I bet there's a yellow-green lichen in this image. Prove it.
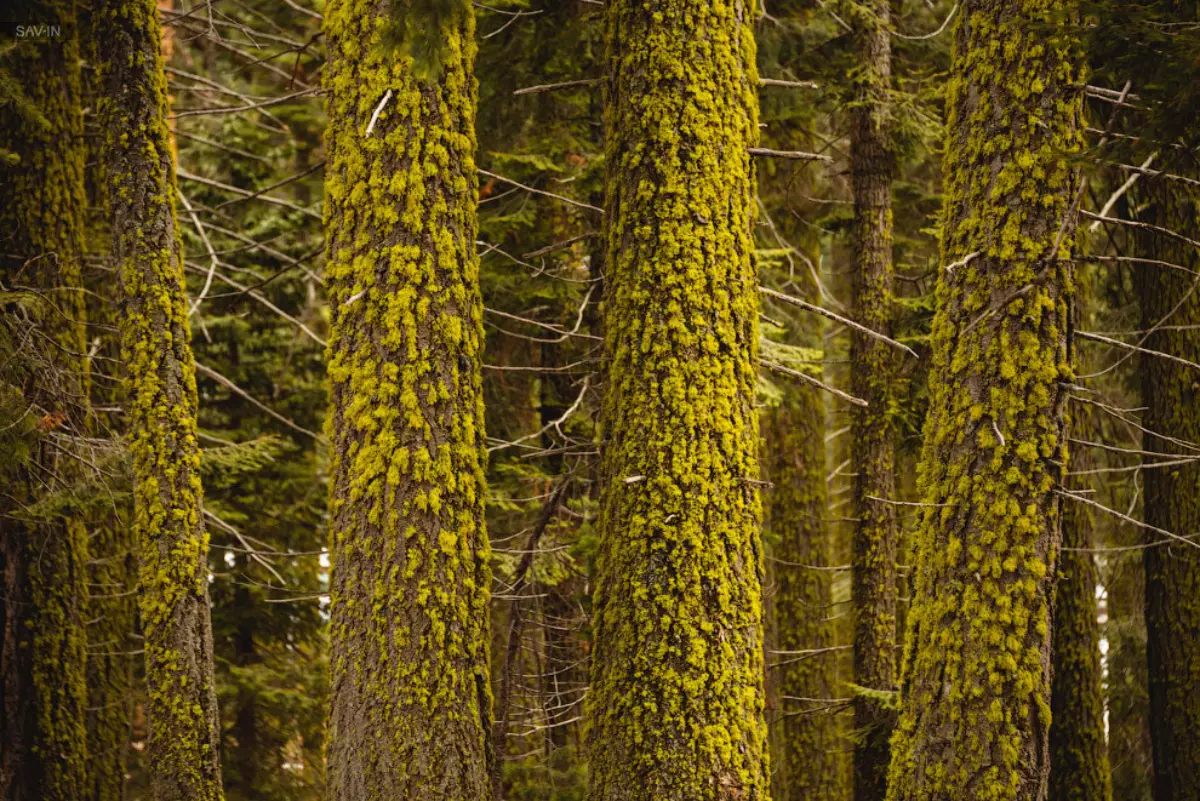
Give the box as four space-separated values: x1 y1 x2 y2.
323 0 493 797
587 0 768 798
885 2 1083 800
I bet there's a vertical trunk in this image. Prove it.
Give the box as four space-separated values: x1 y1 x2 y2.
0 1 91 798
846 2 898 800
767 390 847 801
885 2 1081 800
588 0 766 797
1136 181 1200 801
1105 539 1153 801
323 1 493 798
1048 405 1111 801
97 1 223 798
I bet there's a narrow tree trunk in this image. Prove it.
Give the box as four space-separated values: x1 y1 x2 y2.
0 1 91 797
323 1 493 797
766 389 847 801
885 2 1081 800
846 2 898 799
1136 181 1200 801
587 0 766 797
97 1 223 798
1048 405 1111 801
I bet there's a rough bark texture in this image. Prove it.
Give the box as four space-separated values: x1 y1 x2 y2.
1136 181 1200 801
587 0 766 797
97 1 224 798
885 2 1081 800
766 390 846 801
846 2 898 799
0 1 91 798
323 0 493 797
1048 405 1111 801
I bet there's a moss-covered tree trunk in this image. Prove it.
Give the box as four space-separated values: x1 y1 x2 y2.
97 1 223 798
323 1 493 798
587 0 766 797
1048 403 1111 801
1136 181 1200 801
0 1 91 798
766 389 847 801
846 2 898 799
885 2 1081 800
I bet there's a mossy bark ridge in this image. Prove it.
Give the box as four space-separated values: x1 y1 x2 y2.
885 1 1082 800
323 0 493 797
587 0 767 798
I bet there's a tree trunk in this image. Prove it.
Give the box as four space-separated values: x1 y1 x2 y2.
847 2 898 799
587 0 767 797
1048 404 1111 801
766 390 847 801
323 1 493 798
97 1 223 798
1136 180 1200 801
885 2 1081 799
0 1 92 797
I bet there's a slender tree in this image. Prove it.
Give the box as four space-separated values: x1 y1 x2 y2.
1048 403 1111 801
322 0 493 797
845 2 898 799
885 1 1082 799
0 1 91 797
587 0 766 797
1136 180 1200 801
96 0 224 798
765 386 846 801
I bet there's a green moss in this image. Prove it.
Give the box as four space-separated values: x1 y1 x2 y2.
1135 179 1200 801
323 0 493 796
96 0 224 797
586 0 767 797
884 2 1083 800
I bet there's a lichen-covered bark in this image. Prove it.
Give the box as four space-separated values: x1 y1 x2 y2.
766 390 846 801
587 0 766 797
885 2 1081 800
1048 404 1111 801
96 1 223 798
846 2 898 799
323 1 493 797
1136 181 1200 801
0 1 91 798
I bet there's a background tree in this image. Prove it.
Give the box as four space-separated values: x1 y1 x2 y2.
885 1 1082 799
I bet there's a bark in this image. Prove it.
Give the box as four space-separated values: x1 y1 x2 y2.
0 1 91 797
1136 180 1200 801
885 2 1082 800
1048 405 1111 801
766 390 847 801
587 0 767 797
846 2 899 799
96 0 223 798
323 0 493 797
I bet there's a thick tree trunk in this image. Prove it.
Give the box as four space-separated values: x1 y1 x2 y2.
885 2 1081 800
0 1 91 798
97 1 223 798
323 1 493 798
1136 181 1200 801
846 2 898 799
766 390 847 801
587 0 766 797
1048 405 1111 801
